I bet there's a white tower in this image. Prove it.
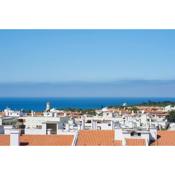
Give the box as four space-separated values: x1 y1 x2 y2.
46 102 51 111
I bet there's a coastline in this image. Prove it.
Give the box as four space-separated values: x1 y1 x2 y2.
0 97 175 111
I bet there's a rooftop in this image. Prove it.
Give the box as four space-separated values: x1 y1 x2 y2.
126 138 146 146
0 135 74 146
151 131 175 146
76 130 122 146
1 130 175 146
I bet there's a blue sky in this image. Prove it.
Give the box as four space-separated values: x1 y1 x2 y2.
0 30 175 97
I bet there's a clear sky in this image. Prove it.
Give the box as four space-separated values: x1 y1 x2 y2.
0 30 175 97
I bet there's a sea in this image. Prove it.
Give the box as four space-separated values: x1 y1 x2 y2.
0 97 175 112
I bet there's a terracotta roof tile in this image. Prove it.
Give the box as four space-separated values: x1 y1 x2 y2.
20 135 74 146
0 135 10 146
126 138 146 146
76 130 122 146
114 140 122 146
0 135 74 146
1 130 175 146
151 131 175 146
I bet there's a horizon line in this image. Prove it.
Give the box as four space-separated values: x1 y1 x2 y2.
1 96 175 98
1 79 175 84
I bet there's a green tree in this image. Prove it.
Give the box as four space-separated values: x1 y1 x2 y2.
130 107 139 113
166 111 175 122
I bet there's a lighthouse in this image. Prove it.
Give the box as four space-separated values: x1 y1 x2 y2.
46 102 51 111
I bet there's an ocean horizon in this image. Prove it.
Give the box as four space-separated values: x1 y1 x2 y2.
0 97 175 111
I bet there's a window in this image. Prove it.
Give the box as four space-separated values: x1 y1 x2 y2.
87 120 91 123
138 133 141 136
36 125 42 129
131 131 135 136
131 131 141 137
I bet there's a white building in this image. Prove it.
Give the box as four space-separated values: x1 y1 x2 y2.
164 105 175 112
77 114 116 130
78 111 168 131
43 108 58 117
4 108 25 118
19 115 69 135
0 117 2 125
115 127 157 146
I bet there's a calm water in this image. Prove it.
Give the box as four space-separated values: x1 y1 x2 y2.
0 97 175 111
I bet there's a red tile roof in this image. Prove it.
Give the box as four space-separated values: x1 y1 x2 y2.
114 140 122 146
0 135 74 146
126 138 146 146
1 130 175 146
0 135 10 146
76 130 148 146
20 135 74 146
151 131 175 146
76 130 122 146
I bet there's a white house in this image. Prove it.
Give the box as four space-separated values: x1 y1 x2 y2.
164 105 175 112
43 108 58 117
19 115 69 135
4 108 25 118
114 127 157 146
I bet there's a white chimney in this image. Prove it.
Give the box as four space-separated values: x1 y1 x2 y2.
10 130 20 146
144 137 149 146
150 128 157 141
65 123 70 132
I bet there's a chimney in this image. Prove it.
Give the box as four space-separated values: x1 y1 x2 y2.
65 123 70 132
144 137 149 146
10 129 20 146
150 128 157 141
